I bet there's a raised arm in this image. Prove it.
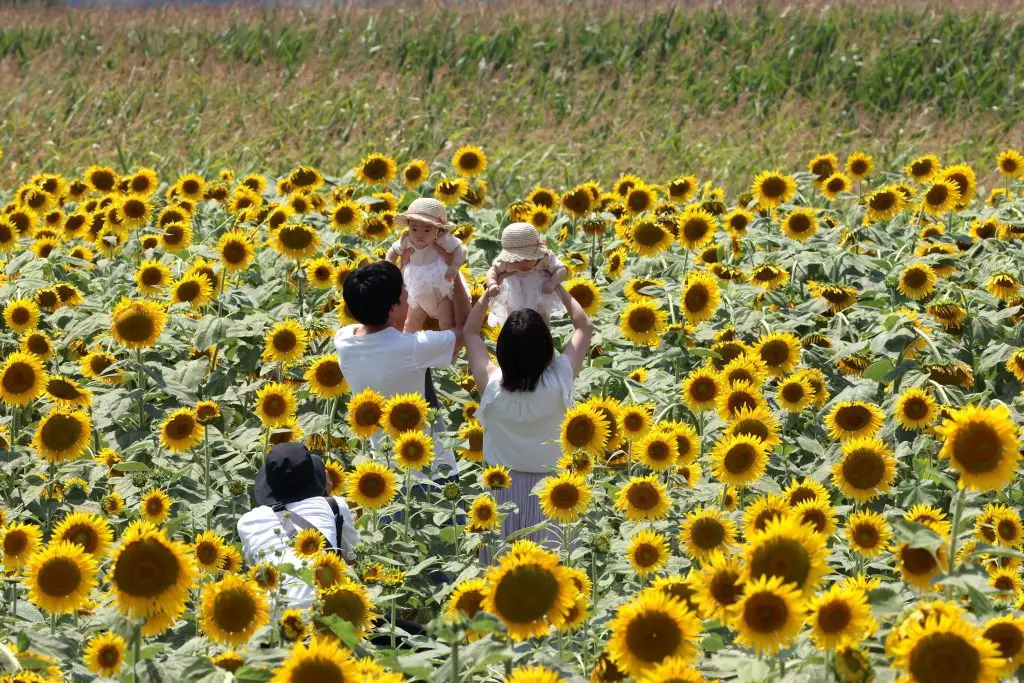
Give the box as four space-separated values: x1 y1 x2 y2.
463 286 498 392
556 285 593 378
449 272 472 362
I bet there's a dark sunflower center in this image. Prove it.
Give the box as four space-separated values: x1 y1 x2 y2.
390 405 420 431
908 632 981 683
626 482 660 511
682 218 709 243
723 443 757 475
38 557 82 597
853 524 880 549
565 416 596 447
817 600 852 634
355 404 381 426
455 591 484 618
166 413 197 440
40 414 84 452
951 422 1001 474
684 286 709 313
726 391 757 416
358 473 385 498
142 267 164 286
835 406 870 432
279 226 314 250
116 309 156 343
926 185 949 205
869 192 895 212
690 518 725 550
66 525 99 553
493 565 558 624
759 341 790 367
842 449 885 490
624 611 682 664
196 543 219 565
261 395 287 418
551 482 580 509
322 589 367 625
212 589 257 634
903 398 927 420
744 592 788 632
646 442 671 463
98 646 121 667
634 544 659 567
314 362 343 388
176 281 200 302
273 330 297 353
570 285 594 308
748 538 812 590
984 623 1024 660
222 241 247 264
113 539 180 597
633 221 664 247
788 214 811 233
901 546 937 575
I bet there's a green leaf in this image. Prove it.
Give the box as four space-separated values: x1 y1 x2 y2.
863 358 894 383
701 633 725 652
113 462 151 472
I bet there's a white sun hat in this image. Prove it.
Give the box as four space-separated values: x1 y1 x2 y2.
394 197 451 230
495 222 548 264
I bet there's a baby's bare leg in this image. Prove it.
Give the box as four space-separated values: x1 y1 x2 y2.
434 297 456 330
403 306 428 333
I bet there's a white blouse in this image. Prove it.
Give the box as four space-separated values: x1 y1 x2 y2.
475 355 575 473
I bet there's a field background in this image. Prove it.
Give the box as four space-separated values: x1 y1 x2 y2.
1 0 1023 199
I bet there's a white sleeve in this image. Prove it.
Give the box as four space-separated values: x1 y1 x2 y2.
412 330 456 370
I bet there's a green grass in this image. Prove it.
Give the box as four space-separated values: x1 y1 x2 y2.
0 1 1022 199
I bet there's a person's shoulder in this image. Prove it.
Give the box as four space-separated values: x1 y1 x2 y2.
414 329 455 343
237 505 273 528
334 324 358 344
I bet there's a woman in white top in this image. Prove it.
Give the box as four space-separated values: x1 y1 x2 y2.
463 283 593 559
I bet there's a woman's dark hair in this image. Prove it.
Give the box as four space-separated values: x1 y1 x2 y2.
496 308 555 392
343 261 403 326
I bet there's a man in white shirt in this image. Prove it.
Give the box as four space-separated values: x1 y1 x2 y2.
237 443 359 606
334 261 471 477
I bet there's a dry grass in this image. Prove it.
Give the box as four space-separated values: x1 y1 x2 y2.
1 0 1022 197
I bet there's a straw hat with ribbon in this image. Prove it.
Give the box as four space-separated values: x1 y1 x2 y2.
495 222 548 264
394 197 451 230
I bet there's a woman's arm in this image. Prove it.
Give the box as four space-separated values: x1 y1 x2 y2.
556 285 593 378
463 287 498 391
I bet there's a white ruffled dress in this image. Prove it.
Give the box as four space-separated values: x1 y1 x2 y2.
488 268 566 327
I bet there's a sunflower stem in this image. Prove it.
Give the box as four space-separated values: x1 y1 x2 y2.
450 633 460 683
296 260 305 318
946 488 966 599
135 348 147 436
204 425 212 528
131 622 142 683
403 470 412 540
45 459 56 536
390 596 397 650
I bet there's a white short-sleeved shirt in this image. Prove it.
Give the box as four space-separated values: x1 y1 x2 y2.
475 355 575 473
237 496 360 606
334 325 457 472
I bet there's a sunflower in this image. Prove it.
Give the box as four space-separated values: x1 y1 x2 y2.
676 205 717 250
32 407 91 462
3 298 40 334
83 631 127 677
721 354 767 388
626 217 673 256
52 511 113 559
277 607 309 642
159 407 203 452
565 278 602 315
776 374 814 412
446 144 488 179
725 406 780 452
462 494 499 533
607 588 701 675
982 616 1024 670
624 277 665 302
271 223 320 261
610 475 669 523
559 405 609 456
825 401 885 441
752 170 797 210
986 272 1019 301
346 461 397 510
832 437 897 503
134 259 171 295
288 528 324 559
561 184 594 217
678 270 720 325
458 420 485 462
200 573 270 647
538 472 592 522
810 282 859 313
170 275 213 309
780 207 818 242
108 520 197 618
820 172 851 200
194 530 227 572
892 613 1001 683
680 506 737 560
711 434 768 487
392 431 433 471
935 403 1020 492
897 541 948 591
680 367 721 413
269 637 361 683
381 392 429 438
481 465 512 490
728 574 804 655
748 263 790 290
102 492 126 516
215 229 254 273
894 387 938 430
261 319 308 365
717 380 765 421
898 263 937 299
140 488 172 524
844 510 892 558
329 199 363 234
753 331 801 377
626 529 670 578
23 540 97 614
481 540 575 641
921 180 961 216
109 297 167 349
635 430 679 472
1 521 41 570
619 403 653 442
255 382 297 428
346 388 384 438
806 584 873 651
300 356 347 401
0 351 46 406
619 300 668 347
745 516 829 596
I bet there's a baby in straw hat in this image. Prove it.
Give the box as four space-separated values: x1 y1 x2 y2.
485 222 568 327
386 197 468 332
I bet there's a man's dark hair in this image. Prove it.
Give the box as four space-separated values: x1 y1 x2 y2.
343 261 403 326
496 308 555 392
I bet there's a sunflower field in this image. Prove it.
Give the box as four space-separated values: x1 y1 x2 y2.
1 142 1024 683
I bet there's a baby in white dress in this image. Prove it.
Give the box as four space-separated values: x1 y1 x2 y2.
385 198 467 332
485 222 568 327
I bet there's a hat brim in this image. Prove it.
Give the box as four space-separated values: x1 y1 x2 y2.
395 213 450 230
253 452 329 507
498 246 546 263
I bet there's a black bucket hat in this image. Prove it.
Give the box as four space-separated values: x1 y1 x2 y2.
254 443 328 507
